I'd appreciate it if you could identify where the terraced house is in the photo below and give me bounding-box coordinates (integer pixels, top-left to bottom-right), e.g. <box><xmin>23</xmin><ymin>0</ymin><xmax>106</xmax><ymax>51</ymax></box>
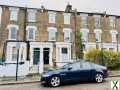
<box><xmin>0</xmin><ymin>4</ymin><xmax>120</xmax><ymax>75</ymax></box>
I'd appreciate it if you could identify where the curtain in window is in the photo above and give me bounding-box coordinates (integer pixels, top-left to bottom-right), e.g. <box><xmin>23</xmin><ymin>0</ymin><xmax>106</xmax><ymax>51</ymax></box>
<box><xmin>64</xmin><ymin>14</ymin><xmax>70</xmax><ymax>24</ymax></box>
<box><xmin>48</xmin><ymin>30</ymin><xmax>56</xmax><ymax>41</ymax></box>
<box><xmin>96</xmin><ymin>32</ymin><xmax>101</xmax><ymax>42</ymax></box>
<box><xmin>28</xmin><ymin>28</ymin><xmax>34</xmax><ymax>40</ymax></box>
<box><xmin>12</xmin><ymin>47</ymin><xmax>17</xmax><ymax>61</ymax></box>
<box><xmin>64</xmin><ymin>30</ymin><xmax>71</xmax><ymax>42</ymax></box>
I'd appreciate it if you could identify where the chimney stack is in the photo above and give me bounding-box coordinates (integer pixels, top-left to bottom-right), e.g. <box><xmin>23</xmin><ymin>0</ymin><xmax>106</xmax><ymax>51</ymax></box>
<box><xmin>65</xmin><ymin>3</ymin><xmax>72</xmax><ymax>13</ymax></box>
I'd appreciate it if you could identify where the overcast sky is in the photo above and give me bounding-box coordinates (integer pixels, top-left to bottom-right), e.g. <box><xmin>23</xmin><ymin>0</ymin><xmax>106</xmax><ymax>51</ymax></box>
<box><xmin>0</xmin><ymin>0</ymin><xmax>120</xmax><ymax>15</ymax></box>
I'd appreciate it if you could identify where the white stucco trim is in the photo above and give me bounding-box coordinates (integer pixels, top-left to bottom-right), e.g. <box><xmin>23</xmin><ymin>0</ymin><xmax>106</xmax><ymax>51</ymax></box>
<box><xmin>80</xmin><ymin>13</ymin><xmax>88</xmax><ymax>17</ymax></box>
<box><xmin>48</xmin><ymin>11</ymin><xmax>56</xmax><ymax>15</ymax></box>
<box><xmin>30</xmin><ymin>42</ymin><xmax>53</xmax><ymax>73</ymax></box>
<box><xmin>85</xmin><ymin>42</ymin><xmax>120</xmax><ymax>52</ymax></box>
<box><xmin>56</xmin><ymin>42</ymin><xmax>71</xmax><ymax>46</ymax></box>
<box><xmin>81</xmin><ymin>28</ymin><xmax>89</xmax><ymax>33</ymax></box>
<box><xmin>110</xmin><ymin>30</ymin><xmax>118</xmax><ymax>34</ymax></box>
<box><xmin>7</xmin><ymin>24</ymin><xmax>19</xmax><ymax>30</ymax></box>
<box><xmin>109</xmin><ymin>16</ymin><xmax>116</xmax><ymax>20</ymax></box>
<box><xmin>63</xmin><ymin>28</ymin><xmax>72</xmax><ymax>33</ymax></box>
<box><xmin>27</xmin><ymin>9</ymin><xmax>37</xmax><ymax>13</ymax></box>
<box><xmin>6</xmin><ymin>42</ymin><xmax>27</xmax><ymax>63</ymax></box>
<box><xmin>94</xmin><ymin>29</ymin><xmax>102</xmax><ymax>33</ymax></box>
<box><xmin>47</xmin><ymin>27</ymin><xmax>57</xmax><ymax>32</ymax></box>
<box><xmin>26</xmin><ymin>26</ymin><xmax>37</xmax><ymax>31</ymax></box>
<box><xmin>56</xmin><ymin>42</ymin><xmax>71</xmax><ymax>67</ymax></box>
<box><xmin>9</xmin><ymin>7</ymin><xmax>19</xmax><ymax>12</ymax></box>
<box><xmin>93</xmin><ymin>15</ymin><xmax>101</xmax><ymax>18</ymax></box>
<box><xmin>63</xmin><ymin>13</ymin><xmax>71</xmax><ymax>16</ymax></box>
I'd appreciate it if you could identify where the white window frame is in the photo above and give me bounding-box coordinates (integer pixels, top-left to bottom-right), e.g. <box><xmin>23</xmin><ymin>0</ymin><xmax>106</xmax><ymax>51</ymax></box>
<box><xmin>47</xmin><ymin>27</ymin><xmax>57</xmax><ymax>41</ymax></box>
<box><xmin>94</xmin><ymin>29</ymin><xmax>102</xmax><ymax>42</ymax></box>
<box><xmin>26</xmin><ymin>26</ymin><xmax>37</xmax><ymax>41</ymax></box>
<box><xmin>63</xmin><ymin>13</ymin><xmax>71</xmax><ymax>24</ymax></box>
<box><xmin>6</xmin><ymin>42</ymin><xmax>26</xmax><ymax>63</ymax></box>
<box><xmin>63</xmin><ymin>28</ymin><xmax>72</xmax><ymax>42</ymax></box>
<box><xmin>109</xmin><ymin>16</ymin><xmax>116</xmax><ymax>29</ymax></box>
<box><xmin>7</xmin><ymin>24</ymin><xmax>19</xmax><ymax>40</ymax></box>
<box><xmin>27</xmin><ymin>9</ymin><xmax>37</xmax><ymax>22</ymax></box>
<box><xmin>81</xmin><ymin>29</ymin><xmax>89</xmax><ymax>42</ymax></box>
<box><xmin>48</xmin><ymin>11</ymin><xmax>56</xmax><ymax>23</ymax></box>
<box><xmin>80</xmin><ymin>13</ymin><xmax>88</xmax><ymax>28</ymax></box>
<box><xmin>9</xmin><ymin>7</ymin><xmax>19</xmax><ymax>21</ymax></box>
<box><xmin>110</xmin><ymin>30</ymin><xmax>118</xmax><ymax>43</ymax></box>
<box><xmin>0</xmin><ymin>6</ymin><xmax>2</xmax><ymax>26</ymax></box>
<box><xmin>56</xmin><ymin>42</ymin><xmax>71</xmax><ymax>67</ymax></box>
<box><xmin>94</xmin><ymin>15</ymin><xmax>101</xmax><ymax>29</ymax></box>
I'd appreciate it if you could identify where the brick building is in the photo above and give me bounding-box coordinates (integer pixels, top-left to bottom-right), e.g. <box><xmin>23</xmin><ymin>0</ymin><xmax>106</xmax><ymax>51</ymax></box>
<box><xmin>0</xmin><ymin>4</ymin><xmax>120</xmax><ymax>74</ymax></box>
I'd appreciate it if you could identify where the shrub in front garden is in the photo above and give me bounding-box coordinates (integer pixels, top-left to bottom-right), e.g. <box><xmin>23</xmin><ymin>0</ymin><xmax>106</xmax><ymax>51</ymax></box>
<box><xmin>84</xmin><ymin>48</ymin><xmax>120</xmax><ymax>70</ymax></box>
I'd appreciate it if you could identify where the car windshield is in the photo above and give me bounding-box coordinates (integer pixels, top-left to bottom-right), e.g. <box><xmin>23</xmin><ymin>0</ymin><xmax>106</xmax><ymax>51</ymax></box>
<box><xmin>60</xmin><ymin>63</ymin><xmax>73</xmax><ymax>69</ymax></box>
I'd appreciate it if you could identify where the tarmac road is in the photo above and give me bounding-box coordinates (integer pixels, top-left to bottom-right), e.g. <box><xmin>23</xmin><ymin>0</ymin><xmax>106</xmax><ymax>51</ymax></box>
<box><xmin>0</xmin><ymin>77</ymin><xmax>120</xmax><ymax>90</ymax></box>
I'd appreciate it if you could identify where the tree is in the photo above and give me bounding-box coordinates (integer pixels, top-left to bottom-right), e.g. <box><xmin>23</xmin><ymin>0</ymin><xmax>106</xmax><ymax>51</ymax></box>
<box><xmin>76</xmin><ymin>28</ymin><xmax>83</xmax><ymax>59</ymax></box>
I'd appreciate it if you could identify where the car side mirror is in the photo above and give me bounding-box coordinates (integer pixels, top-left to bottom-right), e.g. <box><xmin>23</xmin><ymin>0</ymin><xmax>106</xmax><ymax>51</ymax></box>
<box><xmin>68</xmin><ymin>67</ymin><xmax>72</xmax><ymax>70</ymax></box>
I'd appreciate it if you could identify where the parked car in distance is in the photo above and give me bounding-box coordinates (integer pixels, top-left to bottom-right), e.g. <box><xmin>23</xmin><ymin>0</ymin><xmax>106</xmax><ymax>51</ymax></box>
<box><xmin>41</xmin><ymin>60</ymin><xmax>108</xmax><ymax>87</ymax></box>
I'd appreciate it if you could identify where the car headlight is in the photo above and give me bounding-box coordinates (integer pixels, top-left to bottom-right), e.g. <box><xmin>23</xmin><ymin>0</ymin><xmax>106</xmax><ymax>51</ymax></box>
<box><xmin>42</xmin><ymin>74</ymin><xmax>50</xmax><ymax>77</ymax></box>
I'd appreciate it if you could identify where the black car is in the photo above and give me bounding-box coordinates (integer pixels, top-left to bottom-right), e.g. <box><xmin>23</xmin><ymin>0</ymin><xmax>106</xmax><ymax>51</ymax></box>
<box><xmin>41</xmin><ymin>60</ymin><xmax>108</xmax><ymax>87</ymax></box>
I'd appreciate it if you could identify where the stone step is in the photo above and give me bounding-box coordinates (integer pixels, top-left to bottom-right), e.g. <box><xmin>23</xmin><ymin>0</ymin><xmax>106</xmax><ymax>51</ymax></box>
<box><xmin>29</xmin><ymin>66</ymin><xmax>39</xmax><ymax>74</ymax></box>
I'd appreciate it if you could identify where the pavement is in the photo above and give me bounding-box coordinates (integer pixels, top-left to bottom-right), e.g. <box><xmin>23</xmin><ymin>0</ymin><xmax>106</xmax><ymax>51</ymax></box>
<box><xmin>108</xmin><ymin>70</ymin><xmax>120</xmax><ymax>77</ymax></box>
<box><xmin>0</xmin><ymin>74</ymin><xmax>40</xmax><ymax>85</ymax></box>
<box><xmin>0</xmin><ymin>77</ymin><xmax>120</xmax><ymax>90</ymax></box>
<box><xmin>0</xmin><ymin>70</ymin><xmax>120</xmax><ymax>85</ymax></box>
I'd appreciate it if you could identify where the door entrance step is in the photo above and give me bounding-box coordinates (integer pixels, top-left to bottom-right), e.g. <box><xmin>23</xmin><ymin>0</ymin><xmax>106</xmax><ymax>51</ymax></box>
<box><xmin>29</xmin><ymin>65</ymin><xmax>39</xmax><ymax>74</ymax></box>
<box><xmin>44</xmin><ymin>65</ymin><xmax>54</xmax><ymax>71</ymax></box>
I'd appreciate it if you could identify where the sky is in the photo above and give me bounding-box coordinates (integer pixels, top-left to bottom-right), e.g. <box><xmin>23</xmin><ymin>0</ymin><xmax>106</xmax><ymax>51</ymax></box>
<box><xmin>0</xmin><ymin>0</ymin><xmax>120</xmax><ymax>15</ymax></box>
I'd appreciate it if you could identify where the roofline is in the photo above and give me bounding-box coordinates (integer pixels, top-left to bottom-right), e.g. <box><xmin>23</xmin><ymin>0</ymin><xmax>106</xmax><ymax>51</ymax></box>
<box><xmin>0</xmin><ymin>4</ymin><xmax>120</xmax><ymax>17</ymax></box>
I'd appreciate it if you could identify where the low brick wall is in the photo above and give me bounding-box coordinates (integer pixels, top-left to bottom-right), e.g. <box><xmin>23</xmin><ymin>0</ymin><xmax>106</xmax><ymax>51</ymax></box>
<box><xmin>108</xmin><ymin>70</ymin><xmax>120</xmax><ymax>77</ymax></box>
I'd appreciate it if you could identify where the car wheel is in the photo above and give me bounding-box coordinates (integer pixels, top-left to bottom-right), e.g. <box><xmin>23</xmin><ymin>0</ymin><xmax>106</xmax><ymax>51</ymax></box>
<box><xmin>95</xmin><ymin>73</ymin><xmax>103</xmax><ymax>83</ymax></box>
<box><xmin>50</xmin><ymin>76</ymin><xmax>60</xmax><ymax>87</ymax></box>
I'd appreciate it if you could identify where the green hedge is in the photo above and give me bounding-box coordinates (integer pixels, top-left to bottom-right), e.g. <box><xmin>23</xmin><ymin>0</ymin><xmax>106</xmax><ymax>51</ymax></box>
<box><xmin>84</xmin><ymin>48</ymin><xmax>120</xmax><ymax>70</ymax></box>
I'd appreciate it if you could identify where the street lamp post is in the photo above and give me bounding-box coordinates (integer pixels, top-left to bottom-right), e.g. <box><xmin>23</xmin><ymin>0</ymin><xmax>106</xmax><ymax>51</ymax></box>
<box><xmin>16</xmin><ymin>42</ymin><xmax>20</xmax><ymax>81</ymax></box>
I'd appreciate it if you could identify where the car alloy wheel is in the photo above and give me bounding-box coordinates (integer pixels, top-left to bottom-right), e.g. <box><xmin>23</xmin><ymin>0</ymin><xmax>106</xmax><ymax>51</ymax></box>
<box><xmin>50</xmin><ymin>76</ymin><xmax>60</xmax><ymax>87</ymax></box>
<box><xmin>95</xmin><ymin>73</ymin><xmax>103</xmax><ymax>83</ymax></box>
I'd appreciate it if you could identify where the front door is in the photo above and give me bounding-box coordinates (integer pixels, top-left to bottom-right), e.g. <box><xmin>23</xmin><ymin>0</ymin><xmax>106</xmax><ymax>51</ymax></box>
<box><xmin>33</xmin><ymin>48</ymin><xmax>40</xmax><ymax>65</ymax></box>
<box><xmin>43</xmin><ymin>48</ymin><xmax>50</xmax><ymax>64</ymax></box>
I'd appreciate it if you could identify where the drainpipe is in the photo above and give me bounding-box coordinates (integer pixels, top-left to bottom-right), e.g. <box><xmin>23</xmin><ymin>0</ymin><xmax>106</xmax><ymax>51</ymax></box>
<box><xmin>1</xmin><ymin>42</ymin><xmax>6</xmax><ymax>62</ymax></box>
<box><xmin>101</xmin><ymin>11</ymin><xmax>107</xmax><ymax>66</ymax></box>
<box><xmin>73</xmin><ymin>9</ymin><xmax>77</xmax><ymax>60</ymax></box>
<box><xmin>23</xmin><ymin>7</ymin><xmax>27</xmax><ymax>41</ymax></box>
<box><xmin>23</xmin><ymin>8</ymin><xmax>30</xmax><ymax>61</ymax></box>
